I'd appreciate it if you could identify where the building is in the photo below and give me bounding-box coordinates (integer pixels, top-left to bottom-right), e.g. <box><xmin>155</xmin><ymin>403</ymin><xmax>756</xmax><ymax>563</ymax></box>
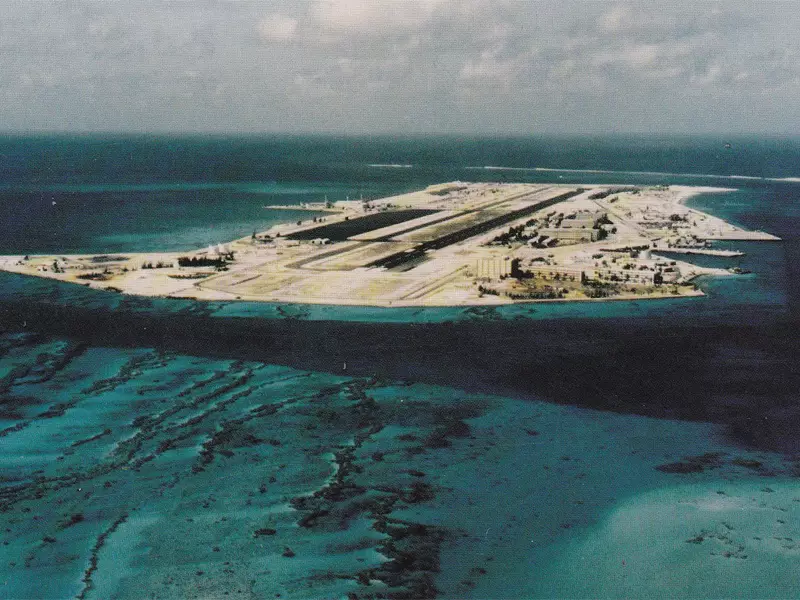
<box><xmin>539</xmin><ymin>228</ymin><xmax>600</xmax><ymax>243</ymax></box>
<box><xmin>560</xmin><ymin>210</ymin><xmax>606</xmax><ymax>229</ymax></box>
<box><xmin>588</xmin><ymin>267</ymin><xmax>656</xmax><ymax>284</ymax></box>
<box><xmin>527</xmin><ymin>265</ymin><xmax>585</xmax><ymax>283</ymax></box>
<box><xmin>587</xmin><ymin>264</ymin><xmax>678</xmax><ymax>284</ymax></box>
<box><xmin>476</xmin><ymin>257</ymin><xmax>513</xmax><ymax>280</ymax></box>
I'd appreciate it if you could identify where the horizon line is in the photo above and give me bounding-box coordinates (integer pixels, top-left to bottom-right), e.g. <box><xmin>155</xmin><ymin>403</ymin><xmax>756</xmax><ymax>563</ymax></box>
<box><xmin>1</xmin><ymin>130</ymin><xmax>799</xmax><ymax>139</ymax></box>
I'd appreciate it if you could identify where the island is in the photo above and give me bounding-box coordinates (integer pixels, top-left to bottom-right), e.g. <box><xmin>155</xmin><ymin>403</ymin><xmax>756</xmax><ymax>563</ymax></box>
<box><xmin>0</xmin><ymin>183</ymin><xmax>780</xmax><ymax>306</ymax></box>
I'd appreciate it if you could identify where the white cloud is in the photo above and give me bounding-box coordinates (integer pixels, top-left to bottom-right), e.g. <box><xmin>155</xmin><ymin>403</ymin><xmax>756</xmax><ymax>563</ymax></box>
<box><xmin>2</xmin><ymin>1</ymin><xmax>800</xmax><ymax>133</ymax></box>
<box><xmin>600</xmin><ymin>4</ymin><xmax>635</xmax><ymax>33</ymax></box>
<box><xmin>626</xmin><ymin>44</ymin><xmax>659</xmax><ymax>68</ymax></box>
<box><xmin>689</xmin><ymin>63</ymin><xmax>723</xmax><ymax>87</ymax></box>
<box><xmin>460</xmin><ymin>49</ymin><xmax>526</xmax><ymax>88</ymax></box>
<box><xmin>337</xmin><ymin>57</ymin><xmax>354</xmax><ymax>75</ymax></box>
<box><xmin>312</xmin><ymin>0</ymin><xmax>444</xmax><ymax>35</ymax></box>
<box><xmin>258</xmin><ymin>14</ymin><xmax>298</xmax><ymax>42</ymax></box>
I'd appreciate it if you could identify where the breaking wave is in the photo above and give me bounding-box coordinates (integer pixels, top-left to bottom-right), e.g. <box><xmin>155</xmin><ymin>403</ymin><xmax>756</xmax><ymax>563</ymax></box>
<box><xmin>465</xmin><ymin>165</ymin><xmax>800</xmax><ymax>183</ymax></box>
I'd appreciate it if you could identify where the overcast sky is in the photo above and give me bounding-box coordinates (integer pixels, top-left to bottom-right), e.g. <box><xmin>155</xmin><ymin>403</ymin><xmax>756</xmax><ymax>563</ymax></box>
<box><xmin>1</xmin><ymin>1</ymin><xmax>799</xmax><ymax>135</ymax></box>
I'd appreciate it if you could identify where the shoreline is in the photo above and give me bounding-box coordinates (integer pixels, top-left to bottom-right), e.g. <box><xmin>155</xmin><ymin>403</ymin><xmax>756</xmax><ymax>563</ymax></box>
<box><xmin>0</xmin><ymin>260</ymin><xmax>718</xmax><ymax>308</ymax></box>
<box><xmin>0</xmin><ymin>182</ymin><xmax>775</xmax><ymax>309</ymax></box>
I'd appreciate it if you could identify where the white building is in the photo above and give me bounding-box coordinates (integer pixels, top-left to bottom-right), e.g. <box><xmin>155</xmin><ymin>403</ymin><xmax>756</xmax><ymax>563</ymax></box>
<box><xmin>476</xmin><ymin>257</ymin><xmax>513</xmax><ymax>280</ymax></box>
<box><xmin>539</xmin><ymin>228</ymin><xmax>600</xmax><ymax>243</ymax></box>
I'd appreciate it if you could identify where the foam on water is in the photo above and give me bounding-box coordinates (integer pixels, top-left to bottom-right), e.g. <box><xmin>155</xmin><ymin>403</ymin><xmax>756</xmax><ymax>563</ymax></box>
<box><xmin>467</xmin><ymin>165</ymin><xmax>800</xmax><ymax>183</ymax></box>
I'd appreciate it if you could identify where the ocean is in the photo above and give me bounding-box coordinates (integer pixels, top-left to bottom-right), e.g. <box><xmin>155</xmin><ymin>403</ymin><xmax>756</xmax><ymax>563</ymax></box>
<box><xmin>0</xmin><ymin>135</ymin><xmax>798</xmax><ymax>599</ymax></box>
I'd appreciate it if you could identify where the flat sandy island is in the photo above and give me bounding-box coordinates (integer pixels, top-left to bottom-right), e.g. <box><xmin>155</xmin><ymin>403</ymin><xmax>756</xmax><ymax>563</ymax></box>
<box><xmin>0</xmin><ymin>182</ymin><xmax>780</xmax><ymax>307</ymax></box>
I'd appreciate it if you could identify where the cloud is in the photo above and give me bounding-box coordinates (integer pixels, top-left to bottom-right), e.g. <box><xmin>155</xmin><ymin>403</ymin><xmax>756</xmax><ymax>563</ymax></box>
<box><xmin>258</xmin><ymin>14</ymin><xmax>298</xmax><ymax>42</ymax></box>
<box><xmin>459</xmin><ymin>48</ymin><xmax>531</xmax><ymax>89</ymax></box>
<box><xmin>1</xmin><ymin>1</ymin><xmax>800</xmax><ymax>133</ymax></box>
<box><xmin>312</xmin><ymin>0</ymin><xmax>444</xmax><ymax>35</ymax></box>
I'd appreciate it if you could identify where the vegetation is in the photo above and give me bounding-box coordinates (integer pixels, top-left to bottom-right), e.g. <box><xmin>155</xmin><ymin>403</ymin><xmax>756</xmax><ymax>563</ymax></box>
<box><xmin>428</xmin><ymin>184</ymin><xmax>467</xmax><ymax>196</ymax></box>
<box><xmin>589</xmin><ymin>187</ymin><xmax>638</xmax><ymax>200</ymax></box>
<box><xmin>583</xmin><ymin>280</ymin><xmax>621</xmax><ymax>298</ymax></box>
<box><xmin>90</xmin><ymin>255</ymin><xmax>129</xmax><ymax>263</ymax></box>
<box><xmin>506</xmin><ymin>287</ymin><xmax>564</xmax><ymax>300</ymax></box>
<box><xmin>489</xmin><ymin>224</ymin><xmax>528</xmax><ymax>245</ymax></box>
<box><xmin>76</xmin><ymin>272</ymin><xmax>112</xmax><ymax>281</ymax></box>
<box><xmin>168</xmin><ymin>273</ymin><xmax>211</xmax><ymax>280</ymax></box>
<box><xmin>177</xmin><ymin>256</ymin><xmax>227</xmax><ymax>268</ymax></box>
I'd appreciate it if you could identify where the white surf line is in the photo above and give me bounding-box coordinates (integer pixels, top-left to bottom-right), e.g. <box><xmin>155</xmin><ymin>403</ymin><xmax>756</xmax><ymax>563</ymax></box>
<box><xmin>464</xmin><ymin>165</ymin><xmax>800</xmax><ymax>183</ymax></box>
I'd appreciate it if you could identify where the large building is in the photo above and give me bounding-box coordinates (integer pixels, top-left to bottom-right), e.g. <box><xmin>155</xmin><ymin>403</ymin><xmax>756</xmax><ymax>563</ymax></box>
<box><xmin>475</xmin><ymin>257</ymin><xmax>514</xmax><ymax>280</ymax></box>
<box><xmin>560</xmin><ymin>210</ymin><xmax>606</xmax><ymax>230</ymax></box>
<box><xmin>538</xmin><ymin>228</ymin><xmax>600</xmax><ymax>243</ymax></box>
<box><xmin>586</xmin><ymin>265</ymin><xmax>678</xmax><ymax>284</ymax></box>
<box><xmin>526</xmin><ymin>265</ymin><xmax>585</xmax><ymax>283</ymax></box>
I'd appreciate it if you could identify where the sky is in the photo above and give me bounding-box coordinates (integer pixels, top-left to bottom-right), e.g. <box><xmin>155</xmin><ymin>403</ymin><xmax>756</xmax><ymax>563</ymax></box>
<box><xmin>1</xmin><ymin>0</ymin><xmax>799</xmax><ymax>135</ymax></box>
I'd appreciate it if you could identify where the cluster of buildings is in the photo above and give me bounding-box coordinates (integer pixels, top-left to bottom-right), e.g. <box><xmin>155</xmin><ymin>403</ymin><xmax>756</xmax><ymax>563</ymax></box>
<box><xmin>509</xmin><ymin>248</ymin><xmax>682</xmax><ymax>286</ymax></box>
<box><xmin>654</xmin><ymin>235</ymin><xmax>711</xmax><ymax>250</ymax></box>
<box><xmin>526</xmin><ymin>209</ymin><xmax>608</xmax><ymax>246</ymax></box>
<box><xmin>574</xmin><ymin>249</ymin><xmax>680</xmax><ymax>285</ymax></box>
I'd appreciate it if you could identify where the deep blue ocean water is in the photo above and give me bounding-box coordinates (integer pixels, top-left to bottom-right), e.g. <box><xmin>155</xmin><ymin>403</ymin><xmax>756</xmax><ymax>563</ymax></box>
<box><xmin>0</xmin><ymin>134</ymin><xmax>798</xmax><ymax>254</ymax></box>
<box><xmin>1</xmin><ymin>134</ymin><xmax>798</xmax><ymax>441</ymax></box>
<box><xmin>0</xmin><ymin>135</ymin><xmax>799</xmax><ymax>598</ymax></box>
<box><xmin>0</xmin><ymin>135</ymin><xmax>798</xmax><ymax>323</ymax></box>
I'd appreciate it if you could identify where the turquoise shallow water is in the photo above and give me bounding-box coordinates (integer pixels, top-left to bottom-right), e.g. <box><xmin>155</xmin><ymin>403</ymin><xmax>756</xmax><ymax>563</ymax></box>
<box><xmin>1</xmin><ymin>135</ymin><xmax>799</xmax><ymax>598</ymax></box>
<box><xmin>1</xmin><ymin>334</ymin><xmax>797</xmax><ymax>599</ymax></box>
